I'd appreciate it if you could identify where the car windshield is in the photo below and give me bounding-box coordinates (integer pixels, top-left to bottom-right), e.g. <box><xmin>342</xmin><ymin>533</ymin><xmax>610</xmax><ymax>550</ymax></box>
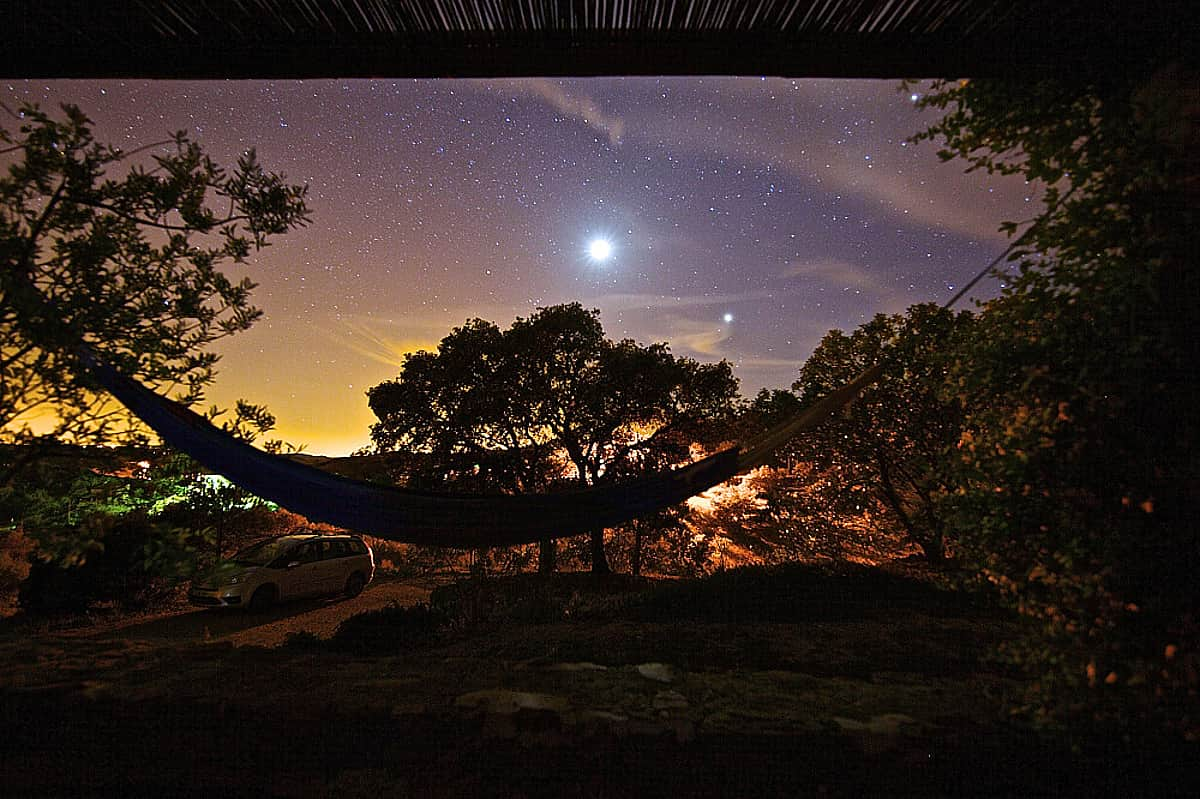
<box><xmin>229</xmin><ymin>538</ymin><xmax>298</xmax><ymax>566</ymax></box>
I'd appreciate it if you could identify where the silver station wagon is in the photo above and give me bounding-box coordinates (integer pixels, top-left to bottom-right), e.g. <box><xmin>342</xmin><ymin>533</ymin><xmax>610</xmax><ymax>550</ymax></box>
<box><xmin>188</xmin><ymin>533</ymin><xmax>375</xmax><ymax>611</ymax></box>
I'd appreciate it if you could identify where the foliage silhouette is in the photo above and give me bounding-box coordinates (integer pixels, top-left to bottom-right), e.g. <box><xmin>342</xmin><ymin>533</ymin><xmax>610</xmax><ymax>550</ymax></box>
<box><xmin>0</xmin><ymin>101</ymin><xmax>309</xmax><ymax>473</ymax></box>
<box><xmin>914</xmin><ymin>69</ymin><xmax>1200</xmax><ymax>736</ymax></box>
<box><xmin>789</xmin><ymin>303</ymin><xmax>971</xmax><ymax>564</ymax></box>
<box><xmin>367</xmin><ymin>303</ymin><xmax>739</xmax><ymax>574</ymax></box>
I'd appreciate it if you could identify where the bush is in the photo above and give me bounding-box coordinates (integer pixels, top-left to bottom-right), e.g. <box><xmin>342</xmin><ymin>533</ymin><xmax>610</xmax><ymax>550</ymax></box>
<box><xmin>916</xmin><ymin>72</ymin><xmax>1200</xmax><ymax>737</ymax></box>
<box><xmin>429</xmin><ymin>572</ymin><xmax>650</xmax><ymax>627</ymax></box>
<box><xmin>326</xmin><ymin>601</ymin><xmax>448</xmax><ymax>654</ymax></box>
<box><xmin>0</xmin><ymin>526</ymin><xmax>34</xmax><ymax>616</ymax></box>
<box><xmin>618</xmin><ymin>561</ymin><xmax>967</xmax><ymax>624</ymax></box>
<box><xmin>18</xmin><ymin>512</ymin><xmax>185</xmax><ymax>614</ymax></box>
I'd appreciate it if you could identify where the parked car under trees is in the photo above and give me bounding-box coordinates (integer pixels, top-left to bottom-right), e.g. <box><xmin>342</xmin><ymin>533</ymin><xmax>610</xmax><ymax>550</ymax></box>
<box><xmin>188</xmin><ymin>533</ymin><xmax>374</xmax><ymax>611</ymax></box>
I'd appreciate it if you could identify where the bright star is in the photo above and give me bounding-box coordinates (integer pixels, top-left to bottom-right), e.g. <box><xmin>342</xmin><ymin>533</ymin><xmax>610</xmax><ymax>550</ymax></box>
<box><xmin>723</xmin><ymin>312</ymin><xmax>734</xmax><ymax>323</ymax></box>
<box><xmin>587</xmin><ymin>238</ymin><xmax>613</xmax><ymax>262</ymax></box>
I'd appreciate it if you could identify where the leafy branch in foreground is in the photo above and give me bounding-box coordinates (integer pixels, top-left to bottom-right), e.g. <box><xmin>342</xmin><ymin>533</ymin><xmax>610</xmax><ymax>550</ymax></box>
<box><xmin>913</xmin><ymin>70</ymin><xmax>1200</xmax><ymax>736</ymax></box>
<box><xmin>1</xmin><ymin>101</ymin><xmax>309</xmax><ymax>460</ymax></box>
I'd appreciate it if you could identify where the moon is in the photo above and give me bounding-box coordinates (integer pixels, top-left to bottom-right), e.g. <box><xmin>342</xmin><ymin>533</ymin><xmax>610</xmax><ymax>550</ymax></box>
<box><xmin>587</xmin><ymin>238</ymin><xmax>613</xmax><ymax>262</ymax></box>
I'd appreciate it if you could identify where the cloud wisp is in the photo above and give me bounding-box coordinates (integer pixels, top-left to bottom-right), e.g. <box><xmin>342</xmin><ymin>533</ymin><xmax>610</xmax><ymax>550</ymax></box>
<box><xmin>781</xmin><ymin>258</ymin><xmax>888</xmax><ymax>294</ymax></box>
<box><xmin>584</xmin><ymin>289</ymin><xmax>779</xmax><ymax>314</ymax></box>
<box><xmin>485</xmin><ymin>78</ymin><xmax>626</xmax><ymax>146</ymax></box>
<box><xmin>618</xmin><ymin>78</ymin><xmax>1032</xmax><ymax>242</ymax></box>
<box><xmin>332</xmin><ymin>318</ymin><xmax>445</xmax><ymax>367</ymax></box>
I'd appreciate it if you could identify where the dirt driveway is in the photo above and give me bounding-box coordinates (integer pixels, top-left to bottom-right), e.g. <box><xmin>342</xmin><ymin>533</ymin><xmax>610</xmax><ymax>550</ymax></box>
<box><xmin>53</xmin><ymin>574</ymin><xmax>442</xmax><ymax>648</ymax></box>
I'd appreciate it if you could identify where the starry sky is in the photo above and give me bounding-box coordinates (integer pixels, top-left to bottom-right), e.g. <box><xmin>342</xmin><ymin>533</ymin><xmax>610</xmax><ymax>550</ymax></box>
<box><xmin>7</xmin><ymin>78</ymin><xmax>1033</xmax><ymax>455</ymax></box>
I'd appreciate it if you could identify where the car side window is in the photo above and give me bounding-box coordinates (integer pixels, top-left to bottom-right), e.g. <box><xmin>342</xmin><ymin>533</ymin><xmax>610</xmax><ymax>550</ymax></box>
<box><xmin>349</xmin><ymin>540</ymin><xmax>367</xmax><ymax>555</ymax></box>
<box><xmin>326</xmin><ymin>540</ymin><xmax>349</xmax><ymax>559</ymax></box>
<box><xmin>293</xmin><ymin>543</ymin><xmax>319</xmax><ymax>564</ymax></box>
<box><xmin>267</xmin><ymin>548</ymin><xmax>296</xmax><ymax>568</ymax></box>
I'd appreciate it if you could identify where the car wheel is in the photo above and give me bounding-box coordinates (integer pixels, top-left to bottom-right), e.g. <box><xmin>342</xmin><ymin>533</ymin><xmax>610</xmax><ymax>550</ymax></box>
<box><xmin>248</xmin><ymin>584</ymin><xmax>278</xmax><ymax>612</ymax></box>
<box><xmin>343</xmin><ymin>572</ymin><xmax>366</xmax><ymax>598</ymax></box>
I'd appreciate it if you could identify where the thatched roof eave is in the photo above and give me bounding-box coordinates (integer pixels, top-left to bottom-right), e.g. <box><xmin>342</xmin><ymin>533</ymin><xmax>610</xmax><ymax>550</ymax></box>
<box><xmin>4</xmin><ymin>1</ymin><xmax>1193</xmax><ymax>80</ymax></box>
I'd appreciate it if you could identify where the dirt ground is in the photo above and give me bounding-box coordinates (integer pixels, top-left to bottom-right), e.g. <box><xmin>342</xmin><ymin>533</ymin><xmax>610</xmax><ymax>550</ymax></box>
<box><xmin>51</xmin><ymin>574</ymin><xmax>446</xmax><ymax>648</ymax></box>
<box><xmin>0</xmin><ymin>570</ymin><xmax>1193</xmax><ymax>797</ymax></box>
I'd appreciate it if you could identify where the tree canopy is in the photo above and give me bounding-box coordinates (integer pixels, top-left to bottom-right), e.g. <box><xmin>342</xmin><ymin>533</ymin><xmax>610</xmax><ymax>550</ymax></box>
<box><xmin>0</xmin><ymin>102</ymin><xmax>310</xmax><ymax>458</ymax></box>
<box><xmin>367</xmin><ymin>302</ymin><xmax>739</xmax><ymax>573</ymax></box>
<box><xmin>788</xmin><ymin>303</ymin><xmax>970</xmax><ymax>564</ymax></box>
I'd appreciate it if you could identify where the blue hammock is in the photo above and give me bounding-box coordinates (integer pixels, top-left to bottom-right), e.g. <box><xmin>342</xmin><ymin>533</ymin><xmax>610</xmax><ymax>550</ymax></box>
<box><xmin>79</xmin><ymin>346</ymin><xmax>881</xmax><ymax>547</ymax></box>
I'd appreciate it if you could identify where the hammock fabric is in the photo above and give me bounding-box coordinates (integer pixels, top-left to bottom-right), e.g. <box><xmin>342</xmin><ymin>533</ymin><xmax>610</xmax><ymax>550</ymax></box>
<box><xmin>80</xmin><ymin>347</ymin><xmax>882</xmax><ymax>548</ymax></box>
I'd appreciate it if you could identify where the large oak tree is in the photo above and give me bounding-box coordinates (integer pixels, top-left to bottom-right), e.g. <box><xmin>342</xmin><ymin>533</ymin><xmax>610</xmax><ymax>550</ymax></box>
<box><xmin>367</xmin><ymin>303</ymin><xmax>739</xmax><ymax>573</ymax></box>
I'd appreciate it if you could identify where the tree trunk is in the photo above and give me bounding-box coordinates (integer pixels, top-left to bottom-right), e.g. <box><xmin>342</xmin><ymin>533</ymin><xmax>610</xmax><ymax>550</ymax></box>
<box><xmin>876</xmin><ymin>450</ymin><xmax>942</xmax><ymax>563</ymax></box>
<box><xmin>538</xmin><ymin>538</ymin><xmax>556</xmax><ymax>573</ymax></box>
<box><xmin>915</xmin><ymin>489</ymin><xmax>947</xmax><ymax>566</ymax></box>
<box><xmin>470</xmin><ymin>549</ymin><xmax>488</xmax><ymax>576</ymax></box>
<box><xmin>589</xmin><ymin>529</ymin><xmax>610</xmax><ymax>574</ymax></box>
<box><xmin>631</xmin><ymin>524</ymin><xmax>643</xmax><ymax>577</ymax></box>
<box><xmin>568</xmin><ymin>456</ymin><xmax>610</xmax><ymax>575</ymax></box>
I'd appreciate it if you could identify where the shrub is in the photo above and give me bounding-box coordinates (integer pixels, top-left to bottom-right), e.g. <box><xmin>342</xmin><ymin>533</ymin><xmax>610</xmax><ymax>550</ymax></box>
<box><xmin>429</xmin><ymin>572</ymin><xmax>650</xmax><ymax>627</ymax></box>
<box><xmin>327</xmin><ymin>601</ymin><xmax>448</xmax><ymax>654</ymax></box>
<box><xmin>0</xmin><ymin>525</ymin><xmax>34</xmax><ymax>616</ymax></box>
<box><xmin>619</xmin><ymin>561</ymin><xmax>964</xmax><ymax>624</ymax></box>
<box><xmin>916</xmin><ymin>72</ymin><xmax>1200</xmax><ymax>737</ymax></box>
<box><xmin>18</xmin><ymin>512</ymin><xmax>185</xmax><ymax>614</ymax></box>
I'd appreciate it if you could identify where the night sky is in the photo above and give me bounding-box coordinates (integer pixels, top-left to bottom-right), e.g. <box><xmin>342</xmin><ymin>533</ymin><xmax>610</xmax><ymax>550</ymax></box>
<box><xmin>8</xmin><ymin>78</ymin><xmax>1032</xmax><ymax>455</ymax></box>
